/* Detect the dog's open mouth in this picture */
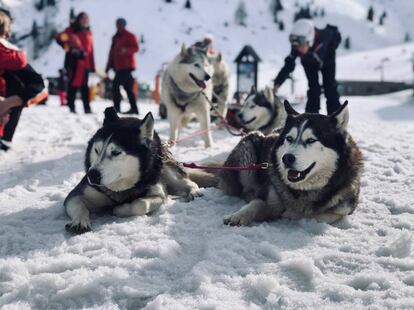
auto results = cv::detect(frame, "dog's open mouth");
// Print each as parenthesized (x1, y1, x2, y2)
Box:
(241, 116, 256, 125)
(287, 162, 316, 183)
(189, 73, 206, 89)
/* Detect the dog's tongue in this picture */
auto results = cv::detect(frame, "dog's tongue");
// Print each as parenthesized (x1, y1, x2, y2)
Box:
(288, 170, 301, 180)
(199, 81, 206, 89)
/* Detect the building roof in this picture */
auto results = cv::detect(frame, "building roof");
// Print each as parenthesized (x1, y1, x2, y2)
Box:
(234, 45, 262, 63)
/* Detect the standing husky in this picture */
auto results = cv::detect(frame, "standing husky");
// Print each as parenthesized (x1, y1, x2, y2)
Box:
(211, 53, 230, 119)
(237, 86, 287, 135)
(161, 44, 214, 147)
(194, 100, 363, 225)
(64, 108, 201, 234)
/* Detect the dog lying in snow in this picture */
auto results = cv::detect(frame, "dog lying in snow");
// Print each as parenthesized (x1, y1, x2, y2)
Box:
(64, 108, 201, 234)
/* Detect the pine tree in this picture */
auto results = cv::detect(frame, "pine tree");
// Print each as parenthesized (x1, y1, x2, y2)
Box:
(404, 32, 411, 42)
(379, 11, 386, 25)
(165, 0, 172, 3)
(278, 21, 285, 31)
(235, 0, 248, 26)
(69, 7, 75, 23)
(344, 37, 351, 49)
(184, 0, 191, 9)
(140, 34, 145, 44)
(31, 21, 39, 38)
(294, 6, 312, 21)
(321, 8, 325, 17)
(367, 6, 374, 22)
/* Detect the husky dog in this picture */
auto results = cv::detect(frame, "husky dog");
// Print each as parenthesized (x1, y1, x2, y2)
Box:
(64, 108, 201, 234)
(211, 53, 230, 119)
(237, 86, 287, 135)
(161, 44, 214, 147)
(194, 101, 363, 225)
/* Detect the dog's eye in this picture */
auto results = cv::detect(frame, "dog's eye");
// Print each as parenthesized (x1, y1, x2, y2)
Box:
(194, 63, 200, 68)
(249, 105, 255, 109)
(286, 136, 294, 143)
(306, 138, 317, 144)
(111, 150, 122, 157)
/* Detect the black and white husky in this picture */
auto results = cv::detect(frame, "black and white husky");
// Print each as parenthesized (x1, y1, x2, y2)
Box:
(193, 100, 363, 225)
(64, 108, 201, 234)
(237, 86, 287, 135)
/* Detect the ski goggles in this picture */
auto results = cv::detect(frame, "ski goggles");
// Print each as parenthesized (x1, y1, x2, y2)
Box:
(289, 34, 307, 47)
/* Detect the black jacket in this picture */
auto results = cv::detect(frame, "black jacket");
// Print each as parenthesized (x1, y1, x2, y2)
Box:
(4, 64, 45, 102)
(274, 25, 341, 86)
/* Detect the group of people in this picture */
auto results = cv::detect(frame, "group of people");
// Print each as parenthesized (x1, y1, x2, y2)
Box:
(56, 12, 140, 114)
(0, 7, 342, 153)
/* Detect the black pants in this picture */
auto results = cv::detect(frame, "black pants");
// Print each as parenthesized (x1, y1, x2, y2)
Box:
(2, 106, 23, 142)
(113, 70, 138, 112)
(67, 71, 91, 113)
(304, 61, 341, 115)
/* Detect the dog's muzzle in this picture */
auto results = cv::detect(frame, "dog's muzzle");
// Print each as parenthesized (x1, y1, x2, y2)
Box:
(87, 169, 102, 186)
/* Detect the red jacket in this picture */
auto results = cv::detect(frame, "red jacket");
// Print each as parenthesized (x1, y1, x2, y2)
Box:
(106, 29, 139, 71)
(0, 38, 28, 96)
(57, 26, 95, 87)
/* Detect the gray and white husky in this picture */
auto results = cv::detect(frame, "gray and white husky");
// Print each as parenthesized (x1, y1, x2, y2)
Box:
(192, 100, 363, 225)
(211, 53, 230, 119)
(237, 86, 287, 135)
(64, 108, 201, 234)
(161, 44, 214, 147)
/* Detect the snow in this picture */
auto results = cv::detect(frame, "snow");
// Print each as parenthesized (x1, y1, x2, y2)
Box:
(1, 88, 414, 308)
(1, 0, 414, 308)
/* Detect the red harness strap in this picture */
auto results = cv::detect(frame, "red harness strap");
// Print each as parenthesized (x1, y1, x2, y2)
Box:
(182, 162, 270, 171)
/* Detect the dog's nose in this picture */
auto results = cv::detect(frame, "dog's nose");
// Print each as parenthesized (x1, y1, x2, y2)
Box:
(282, 154, 296, 167)
(237, 112, 243, 119)
(87, 169, 101, 185)
(204, 73, 211, 81)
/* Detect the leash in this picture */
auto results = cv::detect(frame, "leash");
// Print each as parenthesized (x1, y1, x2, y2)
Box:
(202, 91, 246, 137)
(182, 162, 271, 171)
(168, 124, 220, 146)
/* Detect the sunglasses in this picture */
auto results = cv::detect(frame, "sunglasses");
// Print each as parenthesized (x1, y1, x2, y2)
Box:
(289, 34, 307, 47)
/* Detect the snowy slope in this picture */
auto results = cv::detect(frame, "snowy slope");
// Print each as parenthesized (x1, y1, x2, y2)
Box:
(4, 0, 413, 89)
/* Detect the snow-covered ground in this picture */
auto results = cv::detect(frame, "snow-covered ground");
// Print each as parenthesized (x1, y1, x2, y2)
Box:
(0, 90, 413, 309)
(1, 0, 414, 308)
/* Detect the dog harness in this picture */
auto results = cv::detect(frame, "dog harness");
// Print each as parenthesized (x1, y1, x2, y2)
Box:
(96, 185, 149, 205)
(166, 72, 202, 112)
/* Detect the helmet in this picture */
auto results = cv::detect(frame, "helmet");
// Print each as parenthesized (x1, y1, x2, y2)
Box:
(290, 19, 315, 47)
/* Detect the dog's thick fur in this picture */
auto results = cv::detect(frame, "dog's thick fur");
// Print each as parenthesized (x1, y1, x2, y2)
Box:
(161, 44, 214, 147)
(64, 108, 201, 234)
(211, 53, 230, 119)
(237, 86, 287, 135)
(193, 101, 363, 225)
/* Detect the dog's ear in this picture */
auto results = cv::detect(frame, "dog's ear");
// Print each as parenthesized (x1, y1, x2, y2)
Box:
(264, 86, 274, 103)
(249, 85, 257, 95)
(284, 100, 299, 116)
(140, 112, 154, 146)
(180, 43, 187, 57)
(103, 107, 120, 126)
(217, 53, 222, 62)
(331, 100, 349, 132)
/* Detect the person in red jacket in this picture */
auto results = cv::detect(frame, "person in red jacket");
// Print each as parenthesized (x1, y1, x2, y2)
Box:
(0, 9, 45, 152)
(105, 18, 139, 114)
(56, 12, 95, 114)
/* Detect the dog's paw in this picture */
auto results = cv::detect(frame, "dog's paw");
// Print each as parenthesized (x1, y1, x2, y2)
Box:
(65, 222, 91, 234)
(223, 212, 252, 226)
(181, 189, 203, 202)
